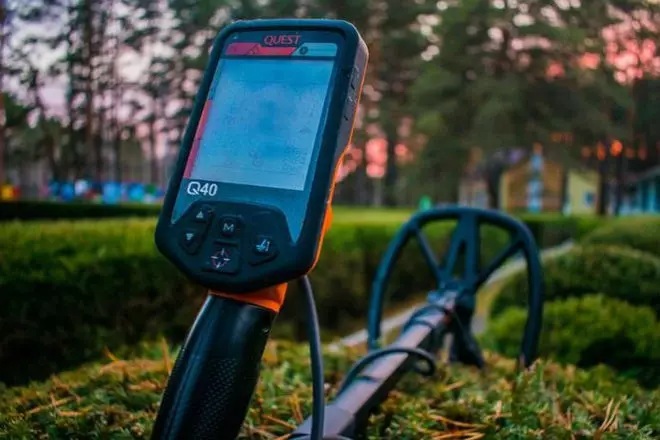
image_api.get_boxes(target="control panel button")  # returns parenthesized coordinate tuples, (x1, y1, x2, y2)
(254, 236, 273, 255)
(350, 66, 360, 89)
(180, 229, 203, 254)
(219, 216, 241, 238)
(192, 205, 214, 223)
(249, 235, 278, 265)
(203, 245, 240, 274)
(344, 94, 356, 120)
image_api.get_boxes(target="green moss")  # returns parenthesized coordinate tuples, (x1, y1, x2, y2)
(1, 341, 658, 439)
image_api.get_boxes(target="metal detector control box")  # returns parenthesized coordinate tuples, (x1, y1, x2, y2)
(155, 19, 368, 293)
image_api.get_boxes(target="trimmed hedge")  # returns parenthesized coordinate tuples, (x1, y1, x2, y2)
(0, 217, 514, 386)
(490, 244, 660, 318)
(1, 341, 659, 439)
(517, 214, 576, 246)
(0, 208, 595, 386)
(485, 295, 660, 387)
(581, 217, 660, 257)
(2, 199, 599, 249)
(0, 200, 162, 221)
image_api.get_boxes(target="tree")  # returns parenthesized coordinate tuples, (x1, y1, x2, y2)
(409, 0, 653, 209)
(0, 0, 11, 186)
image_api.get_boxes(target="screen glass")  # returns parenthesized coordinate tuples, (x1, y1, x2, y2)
(188, 58, 334, 191)
(171, 31, 341, 240)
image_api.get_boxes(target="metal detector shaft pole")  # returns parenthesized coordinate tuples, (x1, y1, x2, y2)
(290, 294, 453, 438)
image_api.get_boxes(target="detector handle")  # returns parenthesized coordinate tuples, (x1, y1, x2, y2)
(151, 295, 275, 440)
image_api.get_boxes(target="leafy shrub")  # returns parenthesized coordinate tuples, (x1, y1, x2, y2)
(0, 201, 162, 221)
(1, 340, 659, 439)
(572, 215, 612, 239)
(490, 244, 660, 318)
(517, 214, 577, 247)
(2, 199, 592, 249)
(485, 295, 660, 387)
(0, 217, 513, 386)
(581, 217, 660, 257)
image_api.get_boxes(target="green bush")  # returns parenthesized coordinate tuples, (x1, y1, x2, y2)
(2, 199, 596, 249)
(0, 217, 513, 386)
(490, 244, 660, 318)
(0, 201, 162, 221)
(1, 340, 659, 439)
(581, 217, 660, 257)
(572, 215, 612, 239)
(0, 220, 202, 387)
(485, 295, 660, 387)
(517, 214, 577, 247)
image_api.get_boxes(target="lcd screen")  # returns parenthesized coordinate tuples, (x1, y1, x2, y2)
(188, 56, 335, 191)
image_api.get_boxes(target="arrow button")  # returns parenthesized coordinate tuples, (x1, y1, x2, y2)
(180, 229, 202, 254)
(192, 204, 214, 223)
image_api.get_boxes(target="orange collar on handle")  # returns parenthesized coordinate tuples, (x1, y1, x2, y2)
(208, 206, 334, 314)
(210, 283, 288, 313)
(209, 186, 338, 314)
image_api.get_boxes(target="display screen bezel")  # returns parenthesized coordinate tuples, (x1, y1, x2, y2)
(168, 28, 345, 241)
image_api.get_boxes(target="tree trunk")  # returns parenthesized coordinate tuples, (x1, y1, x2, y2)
(113, 126, 122, 182)
(484, 176, 498, 209)
(83, 0, 95, 179)
(149, 95, 158, 185)
(613, 153, 625, 216)
(94, 105, 105, 181)
(0, 1, 7, 187)
(31, 69, 61, 182)
(354, 142, 369, 205)
(65, 5, 79, 181)
(597, 154, 610, 216)
(383, 118, 398, 206)
(112, 50, 122, 181)
(483, 164, 503, 210)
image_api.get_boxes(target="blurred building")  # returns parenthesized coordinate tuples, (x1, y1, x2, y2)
(499, 156, 599, 214)
(459, 147, 601, 214)
(458, 176, 488, 209)
(457, 147, 490, 209)
(5, 137, 150, 198)
(5, 158, 50, 198)
(614, 164, 660, 214)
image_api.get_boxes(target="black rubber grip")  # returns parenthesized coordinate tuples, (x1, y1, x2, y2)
(151, 295, 276, 440)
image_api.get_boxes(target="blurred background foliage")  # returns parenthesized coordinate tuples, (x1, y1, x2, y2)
(1, 0, 659, 209)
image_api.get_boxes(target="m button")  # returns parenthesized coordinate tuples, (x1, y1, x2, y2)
(219, 216, 240, 238)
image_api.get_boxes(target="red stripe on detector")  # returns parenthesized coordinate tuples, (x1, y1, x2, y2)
(184, 100, 211, 178)
(225, 42, 297, 56)
(225, 42, 260, 55)
(257, 46, 297, 56)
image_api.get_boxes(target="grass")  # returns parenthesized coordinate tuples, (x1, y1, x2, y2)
(1, 340, 659, 439)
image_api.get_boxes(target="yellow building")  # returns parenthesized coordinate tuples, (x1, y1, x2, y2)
(564, 169, 599, 214)
(499, 157, 599, 214)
